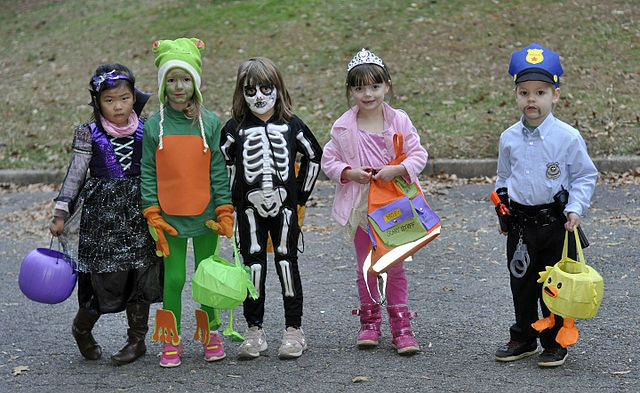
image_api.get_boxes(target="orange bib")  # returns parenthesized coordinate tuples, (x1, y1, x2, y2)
(156, 135, 211, 216)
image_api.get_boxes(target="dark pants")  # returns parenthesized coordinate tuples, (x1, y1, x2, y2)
(77, 263, 163, 314)
(506, 209, 577, 350)
(237, 205, 303, 328)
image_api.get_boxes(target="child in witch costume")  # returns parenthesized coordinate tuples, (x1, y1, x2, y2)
(50, 64, 163, 365)
(321, 49, 428, 355)
(140, 38, 233, 368)
(494, 43, 597, 367)
(220, 57, 322, 359)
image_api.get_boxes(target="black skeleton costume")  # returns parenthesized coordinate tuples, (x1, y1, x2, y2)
(220, 112, 322, 328)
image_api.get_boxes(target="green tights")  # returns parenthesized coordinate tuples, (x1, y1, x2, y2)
(163, 231, 219, 334)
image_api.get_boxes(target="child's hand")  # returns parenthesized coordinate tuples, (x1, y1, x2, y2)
(565, 212, 581, 231)
(143, 206, 178, 257)
(342, 167, 373, 184)
(49, 217, 64, 237)
(373, 165, 405, 182)
(205, 204, 234, 239)
(498, 224, 507, 236)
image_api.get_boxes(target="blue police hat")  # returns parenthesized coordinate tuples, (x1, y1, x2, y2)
(508, 43, 563, 87)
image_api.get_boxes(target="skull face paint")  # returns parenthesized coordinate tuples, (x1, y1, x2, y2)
(244, 84, 277, 115)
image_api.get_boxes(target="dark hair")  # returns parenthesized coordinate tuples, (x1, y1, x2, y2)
(231, 57, 293, 123)
(89, 63, 135, 121)
(345, 62, 393, 106)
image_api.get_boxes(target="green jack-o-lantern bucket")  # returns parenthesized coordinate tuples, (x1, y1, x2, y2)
(537, 228, 604, 320)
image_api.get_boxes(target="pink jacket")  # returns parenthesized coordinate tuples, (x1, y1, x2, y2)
(321, 103, 428, 225)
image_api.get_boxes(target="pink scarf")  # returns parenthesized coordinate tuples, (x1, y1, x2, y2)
(100, 112, 139, 138)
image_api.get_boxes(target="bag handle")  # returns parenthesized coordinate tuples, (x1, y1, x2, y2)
(230, 236, 243, 268)
(562, 226, 586, 267)
(392, 132, 404, 160)
(230, 224, 258, 300)
(362, 250, 387, 305)
(49, 235, 77, 271)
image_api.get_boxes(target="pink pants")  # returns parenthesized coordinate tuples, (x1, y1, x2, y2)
(354, 227, 408, 306)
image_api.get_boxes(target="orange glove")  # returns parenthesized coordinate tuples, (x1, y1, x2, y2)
(143, 206, 178, 257)
(205, 204, 234, 239)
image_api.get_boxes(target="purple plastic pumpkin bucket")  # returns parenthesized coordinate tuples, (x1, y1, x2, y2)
(19, 248, 77, 304)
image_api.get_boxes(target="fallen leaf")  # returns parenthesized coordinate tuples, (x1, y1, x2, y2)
(12, 365, 30, 376)
(352, 376, 369, 383)
(610, 370, 631, 375)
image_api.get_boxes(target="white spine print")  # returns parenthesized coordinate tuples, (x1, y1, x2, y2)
(240, 124, 290, 185)
(242, 123, 291, 217)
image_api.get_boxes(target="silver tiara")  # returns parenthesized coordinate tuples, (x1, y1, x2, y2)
(347, 48, 384, 72)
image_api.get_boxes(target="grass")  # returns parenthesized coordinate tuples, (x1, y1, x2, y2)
(1, 0, 638, 169)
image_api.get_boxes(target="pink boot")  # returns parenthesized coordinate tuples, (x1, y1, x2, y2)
(387, 305, 419, 355)
(352, 304, 382, 348)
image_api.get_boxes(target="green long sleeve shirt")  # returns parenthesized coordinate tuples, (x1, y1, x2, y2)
(141, 105, 231, 238)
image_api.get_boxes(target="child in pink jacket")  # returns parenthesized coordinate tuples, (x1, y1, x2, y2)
(321, 48, 428, 355)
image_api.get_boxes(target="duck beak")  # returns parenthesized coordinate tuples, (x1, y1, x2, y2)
(543, 286, 558, 298)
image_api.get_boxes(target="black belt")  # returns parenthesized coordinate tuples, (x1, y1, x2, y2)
(510, 201, 560, 228)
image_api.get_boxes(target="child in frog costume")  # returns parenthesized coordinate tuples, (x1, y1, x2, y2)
(140, 38, 233, 368)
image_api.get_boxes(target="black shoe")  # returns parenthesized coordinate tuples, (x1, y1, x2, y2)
(537, 347, 568, 367)
(72, 308, 102, 360)
(111, 340, 146, 366)
(111, 304, 150, 366)
(495, 340, 539, 362)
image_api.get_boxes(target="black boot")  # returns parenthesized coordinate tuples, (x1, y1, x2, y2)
(111, 303, 150, 366)
(72, 308, 102, 360)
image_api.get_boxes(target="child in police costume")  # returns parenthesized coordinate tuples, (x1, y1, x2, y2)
(493, 43, 597, 367)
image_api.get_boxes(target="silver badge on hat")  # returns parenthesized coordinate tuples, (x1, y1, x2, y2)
(546, 162, 561, 179)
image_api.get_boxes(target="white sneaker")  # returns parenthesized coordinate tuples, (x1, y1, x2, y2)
(237, 326, 267, 359)
(278, 327, 308, 359)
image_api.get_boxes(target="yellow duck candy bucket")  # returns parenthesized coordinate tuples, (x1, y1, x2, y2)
(537, 227, 604, 320)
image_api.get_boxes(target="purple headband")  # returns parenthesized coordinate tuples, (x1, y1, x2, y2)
(91, 70, 131, 92)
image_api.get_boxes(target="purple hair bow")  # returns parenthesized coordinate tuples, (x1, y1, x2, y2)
(91, 70, 130, 92)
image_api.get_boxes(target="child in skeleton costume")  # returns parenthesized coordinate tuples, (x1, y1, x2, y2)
(220, 57, 322, 359)
(321, 49, 428, 355)
(140, 38, 233, 368)
(49, 64, 163, 366)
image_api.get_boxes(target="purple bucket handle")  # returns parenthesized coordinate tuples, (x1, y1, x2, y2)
(48, 235, 77, 271)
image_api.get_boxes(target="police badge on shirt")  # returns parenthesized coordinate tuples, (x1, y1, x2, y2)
(546, 162, 561, 179)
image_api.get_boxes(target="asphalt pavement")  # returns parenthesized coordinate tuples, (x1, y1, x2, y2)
(0, 180, 638, 393)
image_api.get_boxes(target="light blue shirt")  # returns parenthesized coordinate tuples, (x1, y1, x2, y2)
(496, 113, 597, 217)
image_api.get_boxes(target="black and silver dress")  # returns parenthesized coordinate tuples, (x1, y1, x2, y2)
(54, 120, 162, 314)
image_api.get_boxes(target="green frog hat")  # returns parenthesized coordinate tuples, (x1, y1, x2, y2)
(152, 37, 205, 104)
